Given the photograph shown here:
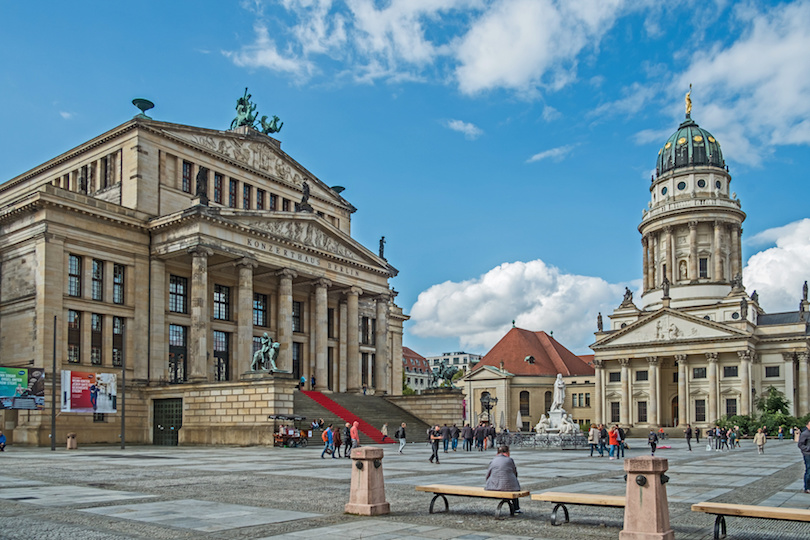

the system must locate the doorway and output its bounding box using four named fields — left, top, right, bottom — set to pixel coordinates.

left=153, top=398, right=182, bottom=446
